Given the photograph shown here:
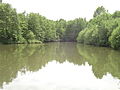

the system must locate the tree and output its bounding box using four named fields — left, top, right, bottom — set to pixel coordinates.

left=0, top=3, right=21, bottom=43
left=93, top=6, right=107, bottom=17
left=77, top=29, right=86, bottom=43
left=77, top=13, right=114, bottom=46
left=18, top=13, right=28, bottom=43
left=56, top=19, right=66, bottom=40
left=63, top=18, right=87, bottom=41
left=112, top=11, right=120, bottom=18
left=42, top=19, right=56, bottom=41
left=27, top=13, right=45, bottom=42
left=109, top=26, right=120, bottom=49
